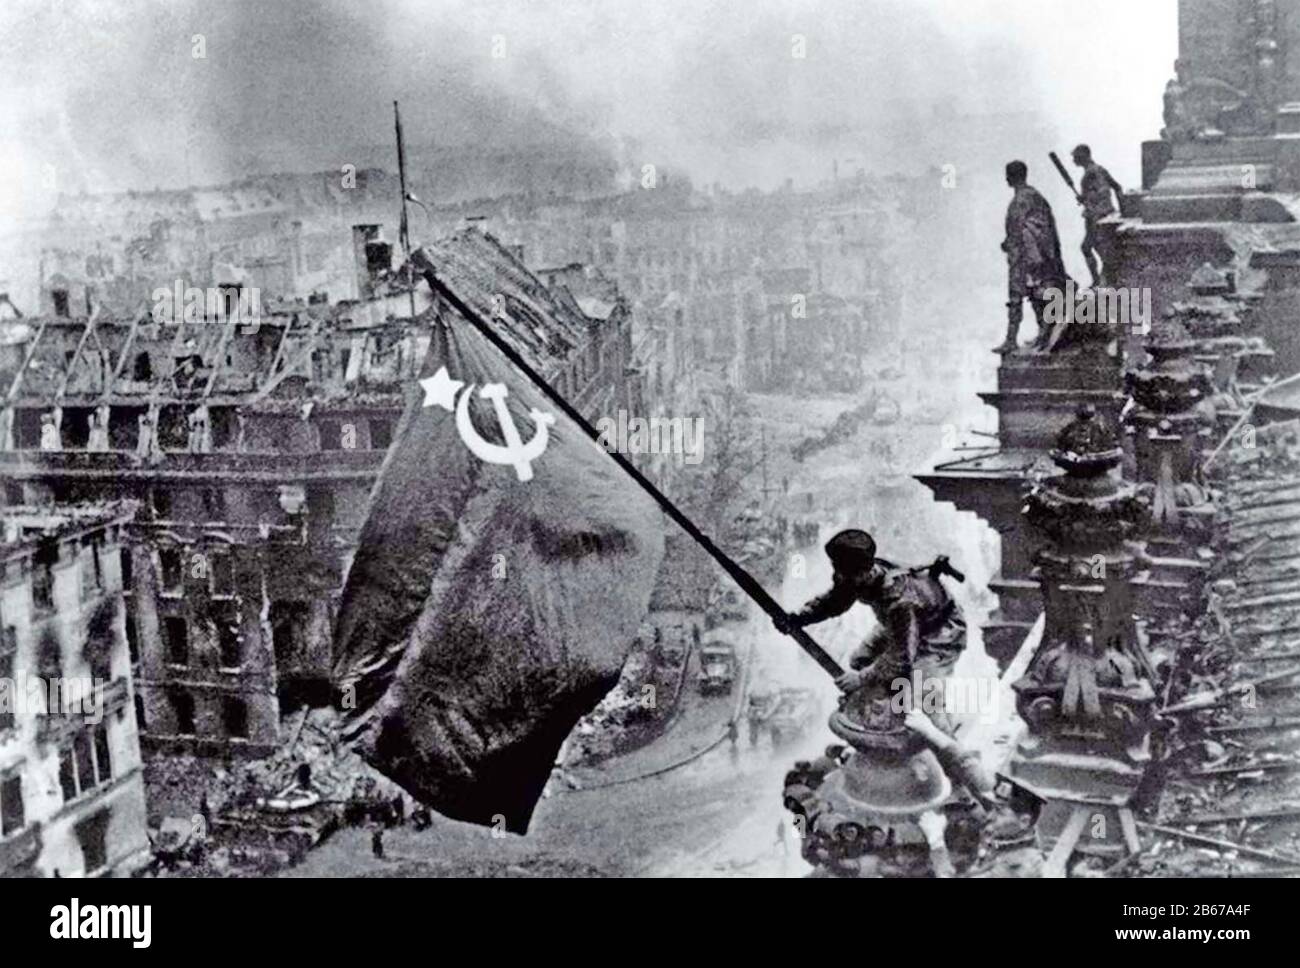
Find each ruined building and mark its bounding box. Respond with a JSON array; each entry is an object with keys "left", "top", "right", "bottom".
[
  {"left": 0, "top": 226, "right": 638, "bottom": 758},
  {"left": 0, "top": 502, "right": 149, "bottom": 877}
]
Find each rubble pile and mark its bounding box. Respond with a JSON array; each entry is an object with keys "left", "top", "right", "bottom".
[
  {"left": 358, "top": 857, "right": 611, "bottom": 878},
  {"left": 566, "top": 613, "right": 730, "bottom": 766},
  {"left": 566, "top": 647, "right": 664, "bottom": 764},
  {"left": 1141, "top": 437, "right": 1300, "bottom": 876},
  {"left": 141, "top": 707, "right": 410, "bottom": 876},
  {"left": 236, "top": 707, "right": 407, "bottom": 805}
]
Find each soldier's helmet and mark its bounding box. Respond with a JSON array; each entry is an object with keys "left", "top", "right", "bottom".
[{"left": 824, "top": 529, "right": 877, "bottom": 576}]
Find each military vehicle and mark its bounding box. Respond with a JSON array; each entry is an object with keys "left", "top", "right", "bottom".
[
  {"left": 767, "top": 687, "right": 819, "bottom": 747},
  {"left": 697, "top": 641, "right": 738, "bottom": 695}
]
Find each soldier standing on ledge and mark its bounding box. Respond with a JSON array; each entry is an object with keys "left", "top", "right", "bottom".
[
  {"left": 1071, "top": 144, "right": 1123, "bottom": 287},
  {"left": 774, "top": 529, "right": 967, "bottom": 734},
  {"left": 996, "top": 160, "right": 1068, "bottom": 355}
]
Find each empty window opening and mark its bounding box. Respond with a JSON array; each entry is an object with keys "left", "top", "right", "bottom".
[
  {"left": 31, "top": 541, "right": 57, "bottom": 614},
  {"left": 152, "top": 488, "right": 173, "bottom": 520},
  {"left": 209, "top": 551, "right": 235, "bottom": 597},
  {"left": 0, "top": 774, "right": 23, "bottom": 836},
  {"left": 170, "top": 690, "right": 195, "bottom": 736},
  {"left": 318, "top": 418, "right": 344, "bottom": 451},
  {"left": 201, "top": 488, "right": 225, "bottom": 521},
  {"left": 74, "top": 810, "right": 109, "bottom": 874},
  {"left": 163, "top": 616, "right": 188, "bottom": 665},
  {"left": 222, "top": 697, "right": 249, "bottom": 739},
  {"left": 369, "top": 416, "right": 394, "bottom": 450},
  {"left": 215, "top": 607, "right": 241, "bottom": 668},
  {"left": 270, "top": 601, "right": 309, "bottom": 665},
  {"left": 0, "top": 639, "right": 13, "bottom": 733},
  {"left": 125, "top": 615, "right": 139, "bottom": 666},
  {"left": 158, "top": 548, "right": 183, "bottom": 594}
]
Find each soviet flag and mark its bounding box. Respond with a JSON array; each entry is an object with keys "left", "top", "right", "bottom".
[{"left": 333, "top": 292, "right": 664, "bottom": 834}]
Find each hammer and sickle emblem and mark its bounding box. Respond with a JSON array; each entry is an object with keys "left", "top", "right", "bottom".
[{"left": 455, "top": 382, "right": 556, "bottom": 482}]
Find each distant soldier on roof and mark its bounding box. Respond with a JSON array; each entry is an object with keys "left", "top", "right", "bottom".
[
  {"left": 996, "top": 161, "right": 1068, "bottom": 354},
  {"left": 1071, "top": 145, "right": 1123, "bottom": 287}
]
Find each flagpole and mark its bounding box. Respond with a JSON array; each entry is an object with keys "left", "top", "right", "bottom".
[
  {"left": 394, "top": 100, "right": 415, "bottom": 319},
  {"left": 411, "top": 251, "right": 845, "bottom": 680}
]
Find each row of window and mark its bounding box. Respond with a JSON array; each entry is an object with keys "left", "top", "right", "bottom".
[
  {"left": 150, "top": 486, "right": 338, "bottom": 525},
  {"left": 154, "top": 594, "right": 310, "bottom": 673},
  {"left": 28, "top": 537, "right": 107, "bottom": 616},
  {"left": 8, "top": 406, "right": 395, "bottom": 454},
  {"left": 156, "top": 548, "right": 234, "bottom": 597},
  {"left": 0, "top": 723, "right": 114, "bottom": 843},
  {"left": 318, "top": 416, "right": 393, "bottom": 451},
  {"left": 158, "top": 690, "right": 249, "bottom": 740},
  {"left": 161, "top": 613, "right": 242, "bottom": 669},
  {"left": 59, "top": 724, "right": 113, "bottom": 803},
  {"left": 1, "top": 770, "right": 112, "bottom": 873},
  {"left": 0, "top": 616, "right": 111, "bottom": 735}
]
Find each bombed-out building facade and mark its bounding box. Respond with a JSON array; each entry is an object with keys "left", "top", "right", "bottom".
[{"left": 0, "top": 502, "right": 149, "bottom": 877}]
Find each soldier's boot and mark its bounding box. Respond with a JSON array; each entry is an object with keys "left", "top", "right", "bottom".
[
  {"left": 1030, "top": 296, "right": 1056, "bottom": 352},
  {"left": 994, "top": 302, "right": 1022, "bottom": 354}
]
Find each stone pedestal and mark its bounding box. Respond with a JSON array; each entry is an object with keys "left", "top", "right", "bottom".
[
  {"left": 782, "top": 698, "right": 959, "bottom": 878},
  {"left": 919, "top": 335, "right": 1124, "bottom": 671},
  {"left": 1008, "top": 407, "right": 1158, "bottom": 863},
  {"left": 816, "top": 706, "right": 951, "bottom": 843},
  {"left": 1124, "top": 316, "right": 1221, "bottom": 619}
]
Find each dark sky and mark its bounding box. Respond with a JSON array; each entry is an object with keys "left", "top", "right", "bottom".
[{"left": 0, "top": 0, "right": 1176, "bottom": 217}]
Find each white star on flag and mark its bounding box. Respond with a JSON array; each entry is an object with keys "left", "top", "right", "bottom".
[{"left": 420, "top": 366, "right": 464, "bottom": 412}]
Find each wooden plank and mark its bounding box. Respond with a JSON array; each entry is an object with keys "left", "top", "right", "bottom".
[
  {"left": 1137, "top": 820, "right": 1300, "bottom": 866},
  {"left": 55, "top": 307, "right": 100, "bottom": 401},
  {"left": 1118, "top": 807, "right": 1142, "bottom": 855},
  {"left": 264, "top": 315, "right": 296, "bottom": 382},
  {"left": 202, "top": 315, "right": 241, "bottom": 398},
  {"left": 101, "top": 304, "right": 148, "bottom": 401},
  {"left": 1171, "top": 806, "right": 1300, "bottom": 826},
  {"left": 1043, "top": 804, "right": 1089, "bottom": 879},
  {"left": 150, "top": 311, "right": 192, "bottom": 407},
  {"left": 1208, "top": 717, "right": 1300, "bottom": 734},
  {"left": 251, "top": 316, "right": 321, "bottom": 403}
]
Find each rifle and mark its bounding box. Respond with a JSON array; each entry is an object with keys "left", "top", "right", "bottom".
[
  {"left": 927, "top": 555, "right": 966, "bottom": 584},
  {"left": 1049, "top": 151, "right": 1081, "bottom": 202}
]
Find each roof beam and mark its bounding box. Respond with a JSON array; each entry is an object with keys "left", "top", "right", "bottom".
[
  {"left": 101, "top": 301, "right": 150, "bottom": 402},
  {"left": 202, "top": 315, "right": 241, "bottom": 398},
  {"left": 56, "top": 306, "right": 101, "bottom": 401},
  {"left": 252, "top": 316, "right": 322, "bottom": 403}
]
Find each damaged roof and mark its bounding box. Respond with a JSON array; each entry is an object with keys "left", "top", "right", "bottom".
[
  {"left": 1, "top": 500, "right": 138, "bottom": 551},
  {"left": 415, "top": 228, "right": 591, "bottom": 373}
]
